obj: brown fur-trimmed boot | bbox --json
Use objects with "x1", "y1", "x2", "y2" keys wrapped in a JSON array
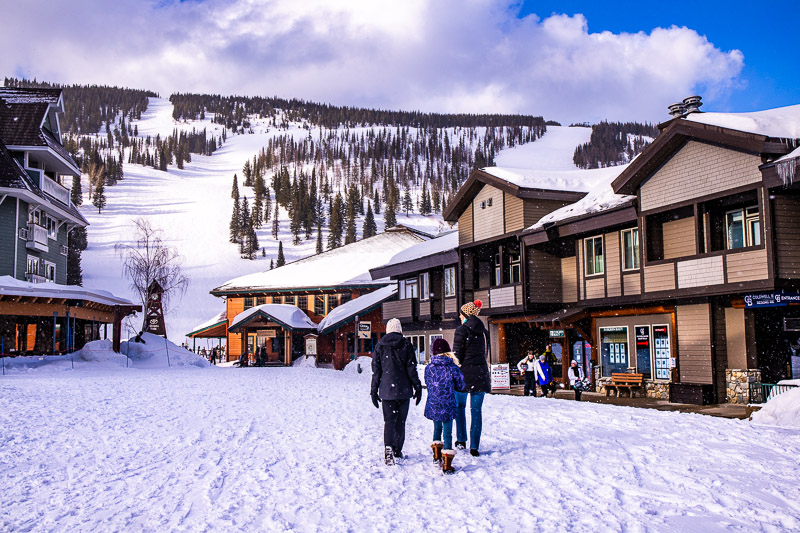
[
  {"x1": 442, "y1": 450, "x2": 455, "y2": 474},
  {"x1": 431, "y1": 441, "x2": 444, "y2": 464}
]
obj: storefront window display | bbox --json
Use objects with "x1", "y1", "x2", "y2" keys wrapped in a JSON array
[
  {"x1": 653, "y1": 325, "x2": 671, "y2": 380},
  {"x1": 635, "y1": 325, "x2": 652, "y2": 379},
  {"x1": 600, "y1": 326, "x2": 629, "y2": 376}
]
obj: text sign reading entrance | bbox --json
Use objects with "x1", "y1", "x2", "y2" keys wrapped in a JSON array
[
  {"x1": 358, "y1": 322, "x2": 371, "y2": 339},
  {"x1": 491, "y1": 364, "x2": 511, "y2": 390},
  {"x1": 744, "y1": 291, "x2": 800, "y2": 308}
]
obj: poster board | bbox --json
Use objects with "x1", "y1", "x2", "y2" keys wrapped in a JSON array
[{"x1": 491, "y1": 364, "x2": 510, "y2": 390}]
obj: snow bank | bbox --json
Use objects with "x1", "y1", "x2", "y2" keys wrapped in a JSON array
[
  {"x1": 74, "y1": 332, "x2": 209, "y2": 369},
  {"x1": 292, "y1": 355, "x2": 317, "y2": 368},
  {"x1": 751, "y1": 387, "x2": 800, "y2": 428},
  {"x1": 343, "y1": 355, "x2": 373, "y2": 377}
]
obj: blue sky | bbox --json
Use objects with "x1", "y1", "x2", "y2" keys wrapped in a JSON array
[
  {"x1": 2, "y1": 0, "x2": 797, "y2": 123},
  {"x1": 519, "y1": 1, "x2": 799, "y2": 113}
]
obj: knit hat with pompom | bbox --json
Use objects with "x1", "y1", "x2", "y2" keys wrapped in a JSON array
[{"x1": 460, "y1": 299, "x2": 483, "y2": 317}]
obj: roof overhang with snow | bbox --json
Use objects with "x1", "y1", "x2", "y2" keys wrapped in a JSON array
[
  {"x1": 612, "y1": 119, "x2": 796, "y2": 196},
  {"x1": 317, "y1": 285, "x2": 398, "y2": 334},
  {"x1": 521, "y1": 203, "x2": 638, "y2": 245},
  {"x1": 370, "y1": 231, "x2": 459, "y2": 279},
  {"x1": 228, "y1": 304, "x2": 317, "y2": 333},
  {"x1": 442, "y1": 168, "x2": 586, "y2": 222},
  {"x1": 186, "y1": 310, "x2": 228, "y2": 338}
]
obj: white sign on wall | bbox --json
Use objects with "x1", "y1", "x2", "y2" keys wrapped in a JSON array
[{"x1": 491, "y1": 364, "x2": 510, "y2": 390}]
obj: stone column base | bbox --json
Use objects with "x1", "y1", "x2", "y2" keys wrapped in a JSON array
[{"x1": 726, "y1": 369, "x2": 761, "y2": 404}]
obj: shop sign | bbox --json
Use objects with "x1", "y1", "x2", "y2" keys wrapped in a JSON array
[
  {"x1": 490, "y1": 364, "x2": 510, "y2": 390},
  {"x1": 602, "y1": 326, "x2": 627, "y2": 333},
  {"x1": 358, "y1": 322, "x2": 372, "y2": 339},
  {"x1": 258, "y1": 329, "x2": 277, "y2": 338},
  {"x1": 305, "y1": 336, "x2": 317, "y2": 356},
  {"x1": 549, "y1": 329, "x2": 565, "y2": 338},
  {"x1": 744, "y1": 291, "x2": 800, "y2": 308}
]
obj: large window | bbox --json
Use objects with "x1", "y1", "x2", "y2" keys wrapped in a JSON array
[
  {"x1": 509, "y1": 253, "x2": 521, "y2": 283},
  {"x1": 244, "y1": 297, "x2": 254, "y2": 309},
  {"x1": 297, "y1": 295, "x2": 308, "y2": 311},
  {"x1": 420, "y1": 273, "x2": 430, "y2": 301},
  {"x1": 314, "y1": 295, "x2": 325, "y2": 315},
  {"x1": 600, "y1": 326, "x2": 628, "y2": 377},
  {"x1": 584, "y1": 236, "x2": 604, "y2": 276},
  {"x1": 634, "y1": 325, "x2": 652, "y2": 379},
  {"x1": 726, "y1": 206, "x2": 760, "y2": 249},
  {"x1": 400, "y1": 278, "x2": 418, "y2": 299},
  {"x1": 44, "y1": 261, "x2": 56, "y2": 282},
  {"x1": 327, "y1": 294, "x2": 339, "y2": 311},
  {"x1": 26, "y1": 255, "x2": 40, "y2": 275},
  {"x1": 622, "y1": 229, "x2": 640, "y2": 270},
  {"x1": 444, "y1": 267, "x2": 456, "y2": 297},
  {"x1": 256, "y1": 296, "x2": 267, "y2": 306}
]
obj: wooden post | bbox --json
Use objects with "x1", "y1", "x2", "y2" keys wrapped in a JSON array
[
  {"x1": 112, "y1": 306, "x2": 122, "y2": 353},
  {"x1": 284, "y1": 330, "x2": 291, "y2": 366},
  {"x1": 497, "y1": 323, "x2": 507, "y2": 364}
]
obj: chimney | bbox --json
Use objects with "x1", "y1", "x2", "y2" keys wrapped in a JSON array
[
  {"x1": 682, "y1": 95, "x2": 703, "y2": 114},
  {"x1": 668, "y1": 102, "x2": 686, "y2": 118}
]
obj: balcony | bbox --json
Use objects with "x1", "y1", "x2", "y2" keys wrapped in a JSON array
[
  {"x1": 465, "y1": 283, "x2": 523, "y2": 314},
  {"x1": 42, "y1": 175, "x2": 71, "y2": 205},
  {"x1": 382, "y1": 298, "x2": 418, "y2": 323},
  {"x1": 25, "y1": 272, "x2": 47, "y2": 284},
  {"x1": 26, "y1": 224, "x2": 49, "y2": 252}
]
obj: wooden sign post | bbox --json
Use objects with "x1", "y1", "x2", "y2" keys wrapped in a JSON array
[{"x1": 144, "y1": 280, "x2": 167, "y2": 337}]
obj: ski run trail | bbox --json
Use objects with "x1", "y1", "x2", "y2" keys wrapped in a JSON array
[{"x1": 1, "y1": 360, "x2": 799, "y2": 532}]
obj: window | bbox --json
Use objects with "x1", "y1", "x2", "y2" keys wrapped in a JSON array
[
  {"x1": 420, "y1": 273, "x2": 430, "y2": 301},
  {"x1": 653, "y1": 325, "x2": 672, "y2": 380},
  {"x1": 327, "y1": 294, "x2": 339, "y2": 311},
  {"x1": 26, "y1": 255, "x2": 40, "y2": 275},
  {"x1": 444, "y1": 267, "x2": 456, "y2": 297},
  {"x1": 28, "y1": 207, "x2": 42, "y2": 226},
  {"x1": 726, "y1": 206, "x2": 760, "y2": 249},
  {"x1": 599, "y1": 326, "x2": 628, "y2": 377},
  {"x1": 493, "y1": 253, "x2": 502, "y2": 285},
  {"x1": 340, "y1": 292, "x2": 351, "y2": 306},
  {"x1": 314, "y1": 295, "x2": 325, "y2": 315},
  {"x1": 244, "y1": 297, "x2": 254, "y2": 309},
  {"x1": 509, "y1": 253, "x2": 521, "y2": 283},
  {"x1": 256, "y1": 297, "x2": 266, "y2": 306},
  {"x1": 46, "y1": 216, "x2": 57, "y2": 239},
  {"x1": 297, "y1": 295, "x2": 308, "y2": 311},
  {"x1": 584, "y1": 236, "x2": 604, "y2": 275},
  {"x1": 44, "y1": 261, "x2": 56, "y2": 282},
  {"x1": 401, "y1": 279, "x2": 418, "y2": 299},
  {"x1": 622, "y1": 229, "x2": 640, "y2": 270},
  {"x1": 407, "y1": 335, "x2": 425, "y2": 362}
]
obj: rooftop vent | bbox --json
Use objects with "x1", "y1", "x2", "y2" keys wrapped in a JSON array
[
  {"x1": 667, "y1": 95, "x2": 703, "y2": 118},
  {"x1": 668, "y1": 102, "x2": 686, "y2": 118}
]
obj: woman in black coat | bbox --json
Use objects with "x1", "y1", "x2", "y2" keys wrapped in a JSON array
[{"x1": 452, "y1": 300, "x2": 490, "y2": 457}]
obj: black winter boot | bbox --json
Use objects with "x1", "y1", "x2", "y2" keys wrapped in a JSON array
[
  {"x1": 384, "y1": 446, "x2": 395, "y2": 466},
  {"x1": 455, "y1": 441, "x2": 466, "y2": 450}
]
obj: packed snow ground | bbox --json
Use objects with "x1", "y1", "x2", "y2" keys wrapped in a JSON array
[{"x1": 1, "y1": 365, "x2": 799, "y2": 532}]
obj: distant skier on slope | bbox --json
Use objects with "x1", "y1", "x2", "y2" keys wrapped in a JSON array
[{"x1": 371, "y1": 318, "x2": 422, "y2": 466}]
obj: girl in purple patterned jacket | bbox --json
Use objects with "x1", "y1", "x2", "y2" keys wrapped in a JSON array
[{"x1": 424, "y1": 338, "x2": 466, "y2": 474}]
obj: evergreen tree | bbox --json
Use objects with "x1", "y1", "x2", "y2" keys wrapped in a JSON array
[
  {"x1": 384, "y1": 197, "x2": 397, "y2": 228},
  {"x1": 242, "y1": 159, "x2": 252, "y2": 186},
  {"x1": 231, "y1": 174, "x2": 239, "y2": 200},
  {"x1": 270, "y1": 259, "x2": 274, "y2": 270},
  {"x1": 66, "y1": 226, "x2": 88, "y2": 285},
  {"x1": 229, "y1": 196, "x2": 241, "y2": 243},
  {"x1": 290, "y1": 201, "x2": 301, "y2": 245},
  {"x1": 272, "y1": 202, "x2": 280, "y2": 240},
  {"x1": 432, "y1": 185, "x2": 441, "y2": 213},
  {"x1": 362, "y1": 201, "x2": 377, "y2": 239},
  {"x1": 70, "y1": 175, "x2": 83, "y2": 206},
  {"x1": 327, "y1": 193, "x2": 344, "y2": 249},
  {"x1": 373, "y1": 187, "x2": 381, "y2": 214},
  {"x1": 263, "y1": 187, "x2": 272, "y2": 225},
  {"x1": 276, "y1": 241, "x2": 286, "y2": 267},
  {"x1": 344, "y1": 195, "x2": 357, "y2": 245},
  {"x1": 316, "y1": 221, "x2": 323, "y2": 254},
  {"x1": 402, "y1": 186, "x2": 413, "y2": 216},
  {"x1": 420, "y1": 180, "x2": 432, "y2": 215},
  {"x1": 92, "y1": 177, "x2": 106, "y2": 213}
]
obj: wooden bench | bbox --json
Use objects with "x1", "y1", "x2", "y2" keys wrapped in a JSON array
[{"x1": 604, "y1": 373, "x2": 644, "y2": 398}]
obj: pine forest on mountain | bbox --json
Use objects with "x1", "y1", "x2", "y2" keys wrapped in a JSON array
[{"x1": 572, "y1": 121, "x2": 658, "y2": 169}]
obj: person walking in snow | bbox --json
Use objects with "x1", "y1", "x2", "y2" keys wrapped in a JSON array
[
  {"x1": 425, "y1": 338, "x2": 466, "y2": 474},
  {"x1": 453, "y1": 300, "x2": 491, "y2": 457},
  {"x1": 567, "y1": 360, "x2": 586, "y2": 401},
  {"x1": 371, "y1": 318, "x2": 422, "y2": 466},
  {"x1": 534, "y1": 354, "x2": 556, "y2": 398},
  {"x1": 517, "y1": 351, "x2": 538, "y2": 396}
]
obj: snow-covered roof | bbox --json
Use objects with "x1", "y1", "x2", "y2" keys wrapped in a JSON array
[
  {"x1": 0, "y1": 275, "x2": 136, "y2": 307},
  {"x1": 379, "y1": 231, "x2": 458, "y2": 268},
  {"x1": 317, "y1": 285, "x2": 397, "y2": 334},
  {"x1": 776, "y1": 146, "x2": 800, "y2": 164},
  {"x1": 683, "y1": 104, "x2": 800, "y2": 139},
  {"x1": 213, "y1": 229, "x2": 427, "y2": 293},
  {"x1": 187, "y1": 309, "x2": 227, "y2": 336},
  {"x1": 481, "y1": 164, "x2": 626, "y2": 194},
  {"x1": 527, "y1": 164, "x2": 632, "y2": 231},
  {"x1": 229, "y1": 304, "x2": 317, "y2": 331}
]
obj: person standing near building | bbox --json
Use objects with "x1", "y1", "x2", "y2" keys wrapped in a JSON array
[
  {"x1": 424, "y1": 338, "x2": 466, "y2": 474},
  {"x1": 517, "y1": 352, "x2": 538, "y2": 396},
  {"x1": 534, "y1": 354, "x2": 556, "y2": 398},
  {"x1": 453, "y1": 300, "x2": 491, "y2": 457},
  {"x1": 371, "y1": 318, "x2": 422, "y2": 466},
  {"x1": 567, "y1": 360, "x2": 586, "y2": 401}
]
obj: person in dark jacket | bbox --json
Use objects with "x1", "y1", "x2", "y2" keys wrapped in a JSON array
[
  {"x1": 371, "y1": 318, "x2": 422, "y2": 466},
  {"x1": 534, "y1": 354, "x2": 556, "y2": 397},
  {"x1": 452, "y1": 300, "x2": 491, "y2": 457},
  {"x1": 424, "y1": 338, "x2": 466, "y2": 474}
]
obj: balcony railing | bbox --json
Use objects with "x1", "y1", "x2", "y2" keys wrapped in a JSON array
[
  {"x1": 25, "y1": 272, "x2": 47, "y2": 284},
  {"x1": 42, "y1": 175, "x2": 71, "y2": 205},
  {"x1": 26, "y1": 224, "x2": 49, "y2": 252}
]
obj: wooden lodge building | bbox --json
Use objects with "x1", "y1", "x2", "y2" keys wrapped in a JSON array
[
  {"x1": 0, "y1": 87, "x2": 139, "y2": 355},
  {"x1": 209, "y1": 227, "x2": 428, "y2": 369},
  {"x1": 375, "y1": 97, "x2": 800, "y2": 404}
]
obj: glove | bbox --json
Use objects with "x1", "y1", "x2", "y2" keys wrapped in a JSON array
[
  {"x1": 371, "y1": 391, "x2": 381, "y2": 409},
  {"x1": 414, "y1": 387, "x2": 422, "y2": 406}
]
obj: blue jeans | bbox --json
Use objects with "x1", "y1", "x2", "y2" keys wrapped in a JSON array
[
  {"x1": 455, "y1": 391, "x2": 485, "y2": 450},
  {"x1": 432, "y1": 420, "x2": 453, "y2": 450}
]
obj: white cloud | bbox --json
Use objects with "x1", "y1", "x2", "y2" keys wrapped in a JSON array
[{"x1": 1, "y1": 0, "x2": 744, "y2": 123}]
